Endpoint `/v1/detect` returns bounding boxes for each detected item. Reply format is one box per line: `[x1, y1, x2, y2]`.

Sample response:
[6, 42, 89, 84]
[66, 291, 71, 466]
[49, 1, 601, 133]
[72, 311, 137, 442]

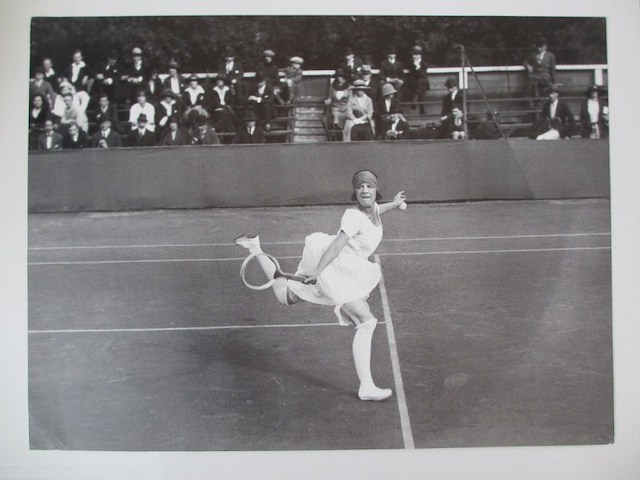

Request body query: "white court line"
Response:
[27, 246, 611, 266]
[374, 254, 415, 450]
[28, 232, 611, 251]
[28, 321, 360, 335]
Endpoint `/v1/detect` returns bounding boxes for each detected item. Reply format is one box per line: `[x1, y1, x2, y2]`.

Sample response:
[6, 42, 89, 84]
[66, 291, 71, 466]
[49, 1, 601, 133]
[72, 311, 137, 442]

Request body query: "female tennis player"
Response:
[234, 170, 406, 401]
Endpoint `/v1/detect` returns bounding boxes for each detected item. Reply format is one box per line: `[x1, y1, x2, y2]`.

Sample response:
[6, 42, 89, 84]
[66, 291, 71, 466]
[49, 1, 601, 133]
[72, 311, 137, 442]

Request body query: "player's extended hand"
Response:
[394, 191, 407, 207]
[303, 274, 318, 285]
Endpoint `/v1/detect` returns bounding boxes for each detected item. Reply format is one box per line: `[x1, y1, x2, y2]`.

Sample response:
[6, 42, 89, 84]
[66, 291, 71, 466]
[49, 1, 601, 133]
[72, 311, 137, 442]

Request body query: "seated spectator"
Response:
[145, 67, 163, 105]
[360, 65, 380, 103]
[523, 37, 556, 100]
[437, 76, 464, 139]
[445, 107, 466, 140]
[361, 54, 374, 73]
[324, 68, 351, 130]
[62, 50, 93, 108]
[256, 49, 281, 88]
[182, 75, 207, 129]
[30, 67, 56, 109]
[42, 57, 60, 94]
[283, 56, 304, 104]
[207, 75, 235, 133]
[62, 121, 89, 149]
[53, 81, 90, 118]
[375, 83, 400, 137]
[159, 117, 189, 146]
[128, 113, 157, 147]
[91, 117, 122, 148]
[579, 85, 609, 139]
[92, 93, 119, 134]
[337, 46, 364, 82]
[190, 116, 220, 145]
[247, 72, 275, 130]
[343, 80, 375, 142]
[533, 84, 575, 139]
[404, 45, 430, 114]
[36, 118, 63, 151]
[382, 105, 410, 141]
[232, 111, 265, 144]
[219, 47, 245, 104]
[379, 46, 404, 94]
[29, 94, 51, 146]
[92, 50, 122, 106]
[57, 91, 89, 135]
[156, 89, 181, 136]
[162, 60, 185, 100]
[128, 90, 156, 132]
[125, 47, 148, 104]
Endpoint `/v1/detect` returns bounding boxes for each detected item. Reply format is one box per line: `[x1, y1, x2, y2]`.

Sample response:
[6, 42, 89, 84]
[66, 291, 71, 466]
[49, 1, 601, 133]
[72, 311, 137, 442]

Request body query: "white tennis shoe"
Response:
[233, 234, 260, 250]
[358, 385, 393, 401]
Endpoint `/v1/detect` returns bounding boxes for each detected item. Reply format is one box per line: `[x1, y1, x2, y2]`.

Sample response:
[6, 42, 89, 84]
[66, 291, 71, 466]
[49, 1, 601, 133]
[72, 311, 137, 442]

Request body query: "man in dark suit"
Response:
[91, 117, 123, 148]
[190, 117, 221, 145]
[438, 76, 464, 139]
[128, 113, 157, 147]
[92, 50, 122, 105]
[92, 93, 120, 134]
[159, 118, 189, 146]
[62, 122, 89, 149]
[404, 45, 430, 114]
[162, 60, 185, 101]
[125, 47, 148, 103]
[36, 119, 63, 151]
[62, 50, 93, 97]
[523, 37, 557, 99]
[379, 46, 404, 94]
[232, 112, 265, 144]
[218, 47, 245, 104]
[381, 106, 411, 141]
[30, 67, 56, 109]
[533, 84, 575, 139]
[360, 66, 380, 103]
[246, 73, 274, 130]
[337, 46, 364, 82]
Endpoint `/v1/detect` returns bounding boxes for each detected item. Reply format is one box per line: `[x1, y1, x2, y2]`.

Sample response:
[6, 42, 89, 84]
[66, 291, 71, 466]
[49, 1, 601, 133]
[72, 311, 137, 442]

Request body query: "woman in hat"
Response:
[579, 85, 609, 139]
[234, 170, 407, 401]
[208, 75, 235, 134]
[182, 75, 207, 129]
[325, 68, 351, 130]
[343, 80, 375, 142]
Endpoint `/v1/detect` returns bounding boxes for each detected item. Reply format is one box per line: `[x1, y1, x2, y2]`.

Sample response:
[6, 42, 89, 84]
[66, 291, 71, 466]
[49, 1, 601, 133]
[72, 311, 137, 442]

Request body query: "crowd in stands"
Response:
[29, 46, 304, 150]
[29, 37, 608, 151]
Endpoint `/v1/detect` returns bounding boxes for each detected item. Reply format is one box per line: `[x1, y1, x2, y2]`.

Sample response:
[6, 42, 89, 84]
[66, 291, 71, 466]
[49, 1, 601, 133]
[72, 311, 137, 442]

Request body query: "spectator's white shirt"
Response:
[46, 133, 53, 149]
[158, 100, 175, 127]
[185, 86, 205, 106]
[214, 86, 229, 106]
[101, 128, 111, 138]
[587, 99, 600, 123]
[129, 102, 156, 131]
[391, 118, 401, 131]
[71, 61, 86, 83]
[225, 61, 234, 74]
[169, 77, 181, 94]
[550, 100, 558, 118]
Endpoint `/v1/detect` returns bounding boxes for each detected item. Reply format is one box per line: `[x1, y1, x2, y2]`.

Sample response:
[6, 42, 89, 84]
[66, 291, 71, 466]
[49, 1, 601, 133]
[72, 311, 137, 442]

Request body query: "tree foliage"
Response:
[30, 16, 607, 74]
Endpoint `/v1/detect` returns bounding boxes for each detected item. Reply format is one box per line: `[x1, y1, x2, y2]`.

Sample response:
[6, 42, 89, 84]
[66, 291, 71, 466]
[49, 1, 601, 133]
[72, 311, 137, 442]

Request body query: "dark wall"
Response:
[28, 139, 610, 213]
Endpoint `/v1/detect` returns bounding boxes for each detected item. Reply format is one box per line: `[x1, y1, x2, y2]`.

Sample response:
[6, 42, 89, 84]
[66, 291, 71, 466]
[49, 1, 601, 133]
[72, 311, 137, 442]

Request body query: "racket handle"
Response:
[274, 271, 316, 285]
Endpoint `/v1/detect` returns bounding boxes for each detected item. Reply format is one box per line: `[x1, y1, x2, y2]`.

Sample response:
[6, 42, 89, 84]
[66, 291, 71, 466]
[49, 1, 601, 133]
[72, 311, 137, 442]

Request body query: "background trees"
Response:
[30, 16, 607, 73]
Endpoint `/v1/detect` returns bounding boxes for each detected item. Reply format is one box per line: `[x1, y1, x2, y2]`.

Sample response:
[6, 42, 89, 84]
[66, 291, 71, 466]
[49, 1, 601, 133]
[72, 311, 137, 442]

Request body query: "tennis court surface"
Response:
[28, 199, 613, 451]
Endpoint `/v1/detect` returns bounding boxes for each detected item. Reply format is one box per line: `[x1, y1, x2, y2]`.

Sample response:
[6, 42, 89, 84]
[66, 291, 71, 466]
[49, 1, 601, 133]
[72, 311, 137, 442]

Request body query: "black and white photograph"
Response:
[2, 0, 640, 479]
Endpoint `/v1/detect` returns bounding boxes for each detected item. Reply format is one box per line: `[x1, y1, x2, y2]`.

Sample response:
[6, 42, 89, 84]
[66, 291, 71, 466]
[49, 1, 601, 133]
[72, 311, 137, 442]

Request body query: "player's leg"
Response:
[234, 234, 300, 305]
[341, 299, 392, 401]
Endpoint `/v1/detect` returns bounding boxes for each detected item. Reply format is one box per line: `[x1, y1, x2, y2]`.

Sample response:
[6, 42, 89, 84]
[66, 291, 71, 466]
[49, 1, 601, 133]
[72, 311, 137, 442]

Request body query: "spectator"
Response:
[62, 121, 90, 149]
[382, 105, 410, 140]
[361, 54, 374, 72]
[379, 46, 404, 93]
[256, 49, 280, 87]
[533, 84, 575, 139]
[29, 94, 51, 150]
[156, 89, 181, 136]
[219, 47, 245, 104]
[92, 93, 119, 134]
[90, 117, 122, 148]
[53, 81, 90, 120]
[325, 68, 351, 130]
[159, 117, 189, 146]
[438, 76, 464, 139]
[470, 110, 502, 140]
[128, 113, 157, 147]
[343, 79, 375, 142]
[162, 60, 185, 100]
[62, 50, 92, 107]
[523, 37, 557, 99]
[360, 65, 380, 103]
[36, 118, 63, 151]
[182, 75, 207, 129]
[375, 82, 400, 137]
[191, 116, 220, 145]
[145, 67, 163, 104]
[232, 111, 265, 144]
[337, 46, 363, 82]
[42, 57, 60, 93]
[92, 50, 122, 105]
[283, 56, 304, 104]
[579, 85, 609, 139]
[445, 107, 466, 140]
[125, 47, 147, 103]
[247, 72, 274, 130]
[207, 75, 235, 134]
[30, 67, 56, 109]
[404, 45, 430, 114]
[128, 90, 156, 132]
[57, 91, 89, 134]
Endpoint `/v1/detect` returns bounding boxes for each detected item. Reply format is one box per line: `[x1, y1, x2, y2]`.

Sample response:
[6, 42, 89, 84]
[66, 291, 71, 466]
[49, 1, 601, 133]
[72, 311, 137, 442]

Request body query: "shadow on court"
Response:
[28, 199, 612, 450]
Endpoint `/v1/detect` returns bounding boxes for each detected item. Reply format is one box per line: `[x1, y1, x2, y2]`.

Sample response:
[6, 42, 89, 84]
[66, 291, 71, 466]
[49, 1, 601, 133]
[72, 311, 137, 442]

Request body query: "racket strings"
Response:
[239, 252, 281, 290]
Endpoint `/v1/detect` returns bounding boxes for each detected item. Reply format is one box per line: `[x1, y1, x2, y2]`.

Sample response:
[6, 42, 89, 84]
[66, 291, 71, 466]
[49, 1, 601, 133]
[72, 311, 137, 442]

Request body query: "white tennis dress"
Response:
[288, 203, 383, 325]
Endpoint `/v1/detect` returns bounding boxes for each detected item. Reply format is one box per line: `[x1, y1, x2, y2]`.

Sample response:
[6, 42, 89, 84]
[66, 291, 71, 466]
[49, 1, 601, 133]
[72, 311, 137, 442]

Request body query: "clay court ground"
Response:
[27, 198, 612, 451]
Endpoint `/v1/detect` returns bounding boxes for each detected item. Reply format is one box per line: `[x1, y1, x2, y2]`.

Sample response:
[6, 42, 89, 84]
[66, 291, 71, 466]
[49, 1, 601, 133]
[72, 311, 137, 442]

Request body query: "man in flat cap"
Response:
[283, 56, 304, 103]
[404, 45, 430, 114]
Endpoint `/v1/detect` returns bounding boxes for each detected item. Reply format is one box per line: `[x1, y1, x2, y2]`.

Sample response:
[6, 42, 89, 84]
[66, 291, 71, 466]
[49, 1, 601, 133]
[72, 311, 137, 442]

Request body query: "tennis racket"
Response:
[239, 252, 316, 291]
